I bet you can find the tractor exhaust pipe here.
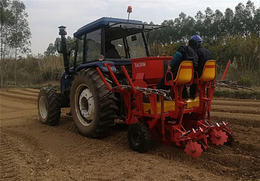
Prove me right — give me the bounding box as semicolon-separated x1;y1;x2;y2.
58;26;69;74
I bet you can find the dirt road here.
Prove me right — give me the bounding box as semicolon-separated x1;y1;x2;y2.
0;88;259;180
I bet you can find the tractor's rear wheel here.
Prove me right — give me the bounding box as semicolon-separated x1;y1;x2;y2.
70;68;118;138
37;87;61;126
128;122;151;153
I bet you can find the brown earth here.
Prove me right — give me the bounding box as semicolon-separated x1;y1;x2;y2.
0;88;259;181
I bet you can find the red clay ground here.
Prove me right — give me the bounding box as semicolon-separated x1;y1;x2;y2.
0;88;259;180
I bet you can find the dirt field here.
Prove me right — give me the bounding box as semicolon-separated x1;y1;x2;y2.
0;88;259;181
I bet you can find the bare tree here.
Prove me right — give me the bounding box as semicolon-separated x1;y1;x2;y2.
0;0;31;87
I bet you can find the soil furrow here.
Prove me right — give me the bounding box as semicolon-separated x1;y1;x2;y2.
0;91;37;102
0;131;20;180
6;88;38;97
1;110;37;121
211;104;260;114
23;88;40;94
212;99;260;107
1;88;260;180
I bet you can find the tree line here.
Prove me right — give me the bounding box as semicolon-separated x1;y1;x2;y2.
148;0;260;44
0;0;260;88
0;0;31;87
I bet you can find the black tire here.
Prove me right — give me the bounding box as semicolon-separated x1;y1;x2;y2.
70;68;118;138
37;86;61;126
128;122;151;153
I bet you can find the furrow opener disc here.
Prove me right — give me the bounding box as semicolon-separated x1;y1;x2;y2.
184;140;203;158
210;128;228;146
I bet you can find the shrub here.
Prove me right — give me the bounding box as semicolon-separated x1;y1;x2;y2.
214;89;260;100
239;75;253;87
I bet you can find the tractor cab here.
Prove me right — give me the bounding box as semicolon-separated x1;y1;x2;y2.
72;17;172;88
72;17;163;65
58;17;169;93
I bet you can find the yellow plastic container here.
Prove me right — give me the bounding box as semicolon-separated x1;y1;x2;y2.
143;101;175;114
185;98;200;109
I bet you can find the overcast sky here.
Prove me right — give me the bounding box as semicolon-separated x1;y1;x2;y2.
23;0;260;55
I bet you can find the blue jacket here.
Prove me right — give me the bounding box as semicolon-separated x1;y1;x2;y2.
169;45;198;68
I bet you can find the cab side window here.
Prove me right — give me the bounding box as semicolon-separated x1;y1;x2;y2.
86;29;101;61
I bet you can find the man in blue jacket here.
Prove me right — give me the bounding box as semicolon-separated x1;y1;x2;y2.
156;39;198;99
189;35;212;99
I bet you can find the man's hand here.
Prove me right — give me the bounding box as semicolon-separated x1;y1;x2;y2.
167;65;172;71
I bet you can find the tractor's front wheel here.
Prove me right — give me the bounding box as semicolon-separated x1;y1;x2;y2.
70;68;118;138
128;122;151;153
37;87;61;126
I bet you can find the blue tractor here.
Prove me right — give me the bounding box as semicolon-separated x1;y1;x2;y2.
37;17;162;138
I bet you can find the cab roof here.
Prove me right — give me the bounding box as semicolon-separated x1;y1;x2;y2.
73;17;143;38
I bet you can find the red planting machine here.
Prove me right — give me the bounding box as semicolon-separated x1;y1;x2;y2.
97;57;234;158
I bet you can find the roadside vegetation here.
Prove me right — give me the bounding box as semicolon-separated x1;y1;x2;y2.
214;87;260;100
0;0;259;99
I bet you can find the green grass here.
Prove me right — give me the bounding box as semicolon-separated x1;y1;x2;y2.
214;87;260;100
0;81;60;91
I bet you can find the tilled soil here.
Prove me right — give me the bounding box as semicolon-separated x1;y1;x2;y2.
0;88;259;181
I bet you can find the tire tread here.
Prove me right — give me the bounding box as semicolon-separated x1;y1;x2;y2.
71;68;118;138
38;86;61;126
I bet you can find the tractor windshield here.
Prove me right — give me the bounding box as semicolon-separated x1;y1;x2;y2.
105;23;162;59
108;32;146;59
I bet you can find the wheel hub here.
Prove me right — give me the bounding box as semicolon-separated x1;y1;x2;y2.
131;130;142;146
39;96;48;119
78;88;95;124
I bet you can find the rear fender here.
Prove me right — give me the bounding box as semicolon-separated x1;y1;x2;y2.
60;61;116;94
